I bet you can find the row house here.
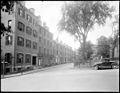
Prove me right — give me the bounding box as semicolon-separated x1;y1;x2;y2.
1;1;40;73
1;1;75;74
38;25;54;67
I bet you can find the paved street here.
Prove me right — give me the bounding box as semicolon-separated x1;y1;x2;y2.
1;63;119;92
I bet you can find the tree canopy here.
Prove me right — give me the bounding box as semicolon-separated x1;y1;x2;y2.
58;1;115;61
58;1;114;44
112;14;119;45
79;41;93;59
97;36;112;58
1;1;17;36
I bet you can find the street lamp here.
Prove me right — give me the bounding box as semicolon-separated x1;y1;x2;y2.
1;60;8;78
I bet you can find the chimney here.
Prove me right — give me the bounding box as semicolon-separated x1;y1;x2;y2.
29;8;35;14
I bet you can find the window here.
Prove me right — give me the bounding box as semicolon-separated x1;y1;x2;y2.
33;30;37;37
17;53;24;64
18;8;23;16
5;53;12;64
50;49;53;55
47;49;49;55
26;26;32;35
26;14;32;23
27;14;30;21
44;30;46;36
33;19;35;25
50;42;52;47
8;20;12;29
39;28;41;33
26;39;31;48
48;41;50;47
6;35;12;45
18;21;25;32
39;37;41;42
39;47;41;53
49;49;51;55
35;21;38;27
41;38;43;44
53;49;55;54
17;36;24;46
48;42;50;47
44;48;46;54
47;40;49;46
23;10;25;18
44;39;46;45
25;54;31;63
18;8;25;18
33;42;37;49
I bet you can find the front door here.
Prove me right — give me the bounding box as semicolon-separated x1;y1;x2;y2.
32;56;36;65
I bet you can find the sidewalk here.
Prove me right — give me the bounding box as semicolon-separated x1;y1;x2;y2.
1;63;67;79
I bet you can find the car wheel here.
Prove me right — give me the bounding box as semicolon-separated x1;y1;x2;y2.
112;65;117;69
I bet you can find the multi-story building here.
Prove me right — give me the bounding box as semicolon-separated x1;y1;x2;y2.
1;1;41;73
38;25;54;67
1;1;75;74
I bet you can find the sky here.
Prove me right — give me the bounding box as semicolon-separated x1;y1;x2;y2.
25;1;119;50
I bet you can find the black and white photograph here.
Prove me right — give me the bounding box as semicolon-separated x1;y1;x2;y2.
1;1;119;92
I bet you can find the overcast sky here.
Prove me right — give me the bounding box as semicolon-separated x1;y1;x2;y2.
25;1;119;50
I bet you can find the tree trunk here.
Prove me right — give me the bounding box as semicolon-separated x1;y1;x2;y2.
82;35;86;63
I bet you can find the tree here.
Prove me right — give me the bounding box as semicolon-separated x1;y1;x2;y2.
58;1;114;62
85;41;94;59
1;1;18;36
79;41;93;60
112;14;119;34
97;36;111;58
110;14;119;59
112;14;119;46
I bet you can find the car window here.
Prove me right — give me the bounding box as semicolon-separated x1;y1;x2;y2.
101;62;111;65
111;62;118;65
101;58;110;62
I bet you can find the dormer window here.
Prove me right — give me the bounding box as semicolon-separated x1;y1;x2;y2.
33;30;37;37
18;8;25;18
27;14;32;23
20;9;23;16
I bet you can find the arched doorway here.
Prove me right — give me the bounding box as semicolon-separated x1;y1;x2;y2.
5;53;12;74
5;53;12;64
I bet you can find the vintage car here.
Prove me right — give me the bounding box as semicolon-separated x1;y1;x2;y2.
93;58;119;70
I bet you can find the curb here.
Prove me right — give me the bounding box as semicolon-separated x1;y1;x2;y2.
1;63;69;79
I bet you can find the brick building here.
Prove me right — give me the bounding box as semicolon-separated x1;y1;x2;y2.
1;1;75;74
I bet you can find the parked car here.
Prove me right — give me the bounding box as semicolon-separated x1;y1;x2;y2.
93;61;119;70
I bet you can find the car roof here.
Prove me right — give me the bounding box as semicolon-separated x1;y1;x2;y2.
93;62;103;65
93;61;115;65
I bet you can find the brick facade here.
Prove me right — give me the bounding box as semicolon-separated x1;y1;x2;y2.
1;1;75;74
